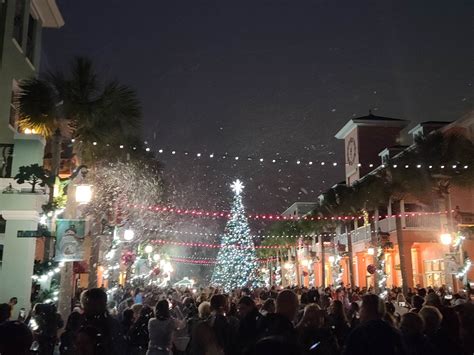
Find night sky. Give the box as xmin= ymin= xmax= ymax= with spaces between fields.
xmin=41 ymin=0 xmax=473 ymax=216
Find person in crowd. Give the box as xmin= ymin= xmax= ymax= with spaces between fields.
xmin=29 ymin=303 xmax=64 ymax=355
xmin=182 ymin=297 xmax=198 ymax=319
xmin=107 ymin=301 xmax=118 ymax=318
xmin=260 ymin=298 xmax=275 ymax=316
xmin=190 ymin=294 xmax=235 ymax=355
xmin=384 ymin=302 xmax=399 ymax=327
xmin=257 ymin=289 xmax=299 ymax=345
xmin=237 ymin=296 xmax=262 ymax=352
xmin=134 ymin=288 xmax=144 ymax=304
xmin=147 ymin=299 xmax=185 ymax=355
xmin=0 ymin=303 xmax=11 ymax=323
xmin=409 ymin=295 xmax=424 ymax=313
xmin=0 ymin=321 xmax=33 ymax=355
xmin=118 ymin=298 xmax=135 ymax=321
xmin=399 ymin=312 xmax=435 ymax=355
xmin=347 ymin=302 xmax=360 ymax=329
xmin=8 ymin=297 xmax=17 ymax=316
xmin=132 ymin=303 xmax=144 ymax=321
xmin=123 ymin=308 xmax=135 ymax=336
xmin=454 ymin=303 xmax=474 ymax=354
xmin=76 ymin=288 xmax=126 ymax=355
xmin=328 ymin=300 xmax=350 ymax=347
xmin=296 ymin=303 xmax=339 ymax=355
xmin=59 ymin=311 xmax=82 ymax=355
xmin=197 ymin=301 xmax=211 ymax=319
xmin=419 ymin=305 xmax=463 ymax=354
xmin=343 ymin=294 xmax=405 ymax=355
xmin=129 ymin=305 xmax=154 ymax=355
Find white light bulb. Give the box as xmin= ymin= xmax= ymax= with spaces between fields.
xmin=124 ymin=229 xmax=134 ymax=241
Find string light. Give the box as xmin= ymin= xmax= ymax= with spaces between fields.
xmin=151 ymin=238 xmax=298 ymax=249
xmin=141 ymin=227 xmax=331 ymax=239
xmin=456 ymin=258 xmax=472 ymax=279
xmin=70 ymin=140 xmax=469 ymax=170
xmin=169 ymin=256 xmax=278 ymax=265
xmin=128 ymin=203 xmax=451 ymax=221
xmin=31 ymin=262 xmax=64 ymax=282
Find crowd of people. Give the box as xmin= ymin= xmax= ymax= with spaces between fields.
xmin=0 ymin=284 xmax=473 ymax=355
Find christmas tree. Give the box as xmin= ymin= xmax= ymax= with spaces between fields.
xmin=211 ymin=179 xmax=258 ymax=291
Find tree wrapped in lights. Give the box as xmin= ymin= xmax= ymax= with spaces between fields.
xmin=211 ymin=180 xmax=259 ymax=291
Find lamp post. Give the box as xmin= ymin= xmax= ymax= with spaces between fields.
xmin=57 ymin=166 xmax=91 ymax=324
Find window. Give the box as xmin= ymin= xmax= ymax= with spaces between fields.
xmin=13 ymin=0 xmax=25 ymax=46
xmin=8 ymin=88 xmax=18 ymax=129
xmin=26 ymin=14 xmax=37 ymax=63
xmin=0 ymin=145 xmax=14 ymax=178
xmin=0 ymin=215 xmax=5 ymax=234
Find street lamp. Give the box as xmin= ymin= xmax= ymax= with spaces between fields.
xmin=440 ymin=233 xmax=452 ymax=245
xmin=144 ymin=245 xmax=153 ymax=254
xmin=124 ymin=229 xmax=134 ymax=241
xmin=75 ymin=184 xmax=92 ymax=204
xmin=367 ymin=247 xmax=375 ymax=255
xmin=153 ymin=253 xmax=160 ymax=262
xmin=328 ymin=255 xmax=335 ymax=263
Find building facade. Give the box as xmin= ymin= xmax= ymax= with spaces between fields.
xmin=283 ymin=112 xmax=474 ymax=291
xmin=333 ymin=112 xmax=474 ymax=291
xmin=0 ymin=0 xmax=63 ymax=316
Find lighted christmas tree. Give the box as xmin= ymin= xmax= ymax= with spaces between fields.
xmin=211 ymin=179 xmax=259 ymax=291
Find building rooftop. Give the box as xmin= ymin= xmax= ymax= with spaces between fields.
xmin=281 ymin=202 xmax=317 ymax=217
xmin=335 ymin=112 xmax=409 ymax=139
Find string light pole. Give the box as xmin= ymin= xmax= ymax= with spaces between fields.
xmin=211 ymin=179 xmax=259 ymax=291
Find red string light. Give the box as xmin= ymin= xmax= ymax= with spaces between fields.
xmin=151 ymin=239 xmax=292 ymax=249
xmin=169 ymin=256 xmax=278 ymax=265
xmin=128 ymin=203 xmax=451 ymax=221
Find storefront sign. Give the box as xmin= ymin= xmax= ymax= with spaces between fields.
xmin=55 ymin=219 xmax=85 ymax=262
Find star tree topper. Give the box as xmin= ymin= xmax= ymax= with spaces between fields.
xmin=231 ymin=179 xmax=244 ymax=195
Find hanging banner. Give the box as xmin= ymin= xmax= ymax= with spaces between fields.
xmin=55 ymin=219 xmax=85 ymax=261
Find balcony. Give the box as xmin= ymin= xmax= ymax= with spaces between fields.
xmin=378 ymin=214 xmax=442 ymax=233
xmin=336 ymin=214 xmax=443 ymax=247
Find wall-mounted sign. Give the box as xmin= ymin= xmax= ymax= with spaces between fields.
xmin=17 ymin=225 xmax=51 ymax=238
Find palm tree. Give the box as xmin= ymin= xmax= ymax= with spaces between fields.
xmin=409 ymin=132 xmax=474 ymax=226
xmin=18 ymin=57 xmax=142 ymax=292
xmin=18 ymin=57 xmax=142 ymax=164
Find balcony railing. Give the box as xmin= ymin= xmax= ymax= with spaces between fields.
xmin=336 ymin=214 xmax=443 ymax=245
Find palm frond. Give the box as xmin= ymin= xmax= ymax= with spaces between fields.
xmin=17 ymin=78 xmax=58 ymax=136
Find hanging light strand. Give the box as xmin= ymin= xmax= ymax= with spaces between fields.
xmin=128 ymin=203 xmax=451 ymax=221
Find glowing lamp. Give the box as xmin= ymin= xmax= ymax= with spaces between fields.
xmin=367 ymin=247 xmax=375 ymax=255
xmin=328 ymin=256 xmax=335 ymax=263
xmin=124 ymin=229 xmax=135 ymax=241
xmin=144 ymin=245 xmax=153 ymax=254
xmin=75 ymin=184 xmax=92 ymax=204
xmin=284 ymin=262 xmax=293 ymax=270
xmin=153 ymin=253 xmax=161 ymax=262
xmin=440 ymin=233 xmax=452 ymax=245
